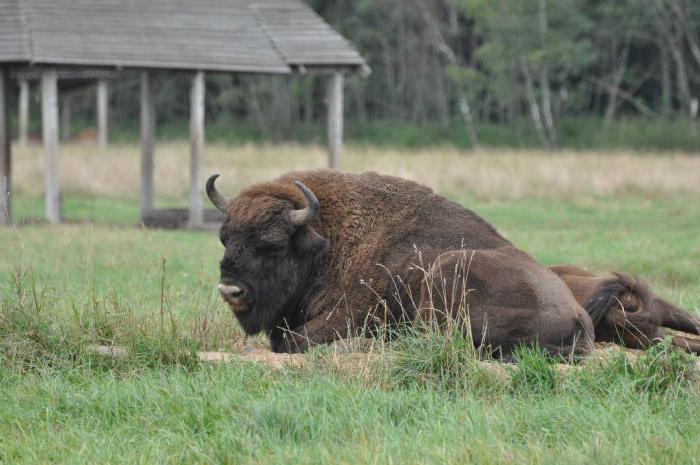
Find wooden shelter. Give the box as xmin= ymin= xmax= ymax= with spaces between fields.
xmin=0 ymin=0 xmax=367 ymax=227
xmin=12 ymin=69 xmax=118 ymax=146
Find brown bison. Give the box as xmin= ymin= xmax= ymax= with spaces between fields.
xmin=551 ymin=265 xmax=700 ymax=354
xmin=207 ymin=170 xmax=593 ymax=356
xmin=418 ymin=249 xmax=594 ymax=358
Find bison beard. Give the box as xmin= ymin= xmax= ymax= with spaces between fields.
xmin=208 ymin=170 xmax=594 ymax=356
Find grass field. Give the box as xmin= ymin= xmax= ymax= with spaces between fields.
xmin=2 ymin=143 xmax=700 ymax=464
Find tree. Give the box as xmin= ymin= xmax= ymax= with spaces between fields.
xmin=455 ymin=0 xmax=594 ymax=149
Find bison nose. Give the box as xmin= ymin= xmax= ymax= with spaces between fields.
xmin=218 ymin=283 xmax=245 ymax=300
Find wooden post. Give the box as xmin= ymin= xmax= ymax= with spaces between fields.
xmin=41 ymin=69 xmax=61 ymax=224
xmin=18 ymin=78 xmax=29 ymax=147
xmin=327 ymin=71 xmax=344 ymax=170
xmin=140 ymin=71 xmax=155 ymax=217
xmin=97 ymin=78 xmax=108 ymax=148
xmin=188 ymin=71 xmax=205 ymax=228
xmin=0 ymin=68 xmax=11 ymax=226
xmin=61 ymin=94 xmax=71 ymax=141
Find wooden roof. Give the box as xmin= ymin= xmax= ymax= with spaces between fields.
xmin=0 ymin=0 xmax=366 ymax=74
xmin=251 ymin=4 xmax=364 ymax=67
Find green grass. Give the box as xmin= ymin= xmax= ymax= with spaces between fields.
xmin=2 ymin=192 xmax=700 ymax=464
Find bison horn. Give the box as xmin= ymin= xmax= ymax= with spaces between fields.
xmin=287 ymin=181 xmax=320 ymax=226
xmin=206 ymin=174 xmax=232 ymax=213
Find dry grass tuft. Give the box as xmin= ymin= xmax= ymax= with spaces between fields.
xmin=11 ymin=143 xmax=700 ymax=200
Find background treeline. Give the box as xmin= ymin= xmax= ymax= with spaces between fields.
xmin=43 ymin=0 xmax=700 ymax=150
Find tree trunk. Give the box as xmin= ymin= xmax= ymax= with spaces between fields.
xmin=457 ymin=94 xmax=480 ymax=149
xmin=652 ymin=0 xmax=693 ymax=117
xmin=604 ymin=41 xmax=630 ymax=127
xmin=588 ymin=77 xmax=658 ymax=118
xmin=61 ymin=94 xmax=72 ymax=141
xmin=353 ymin=80 xmax=367 ymax=124
xmin=537 ymin=0 xmax=557 ymax=149
xmin=481 ymin=90 xmax=492 ymax=122
xmin=521 ymin=61 xmax=551 ymax=150
xmin=272 ymin=78 xmax=292 ymax=138
xmin=435 ymin=70 xmax=450 ymax=127
xmin=248 ymin=81 xmax=269 ymax=139
xmin=540 ymin=67 xmax=557 ymax=149
xmin=659 ymin=39 xmax=673 ymax=116
xmin=670 ymin=0 xmax=700 ymax=68
xmin=304 ymin=77 xmax=315 ymax=124
xmin=669 ymin=40 xmax=693 ymax=117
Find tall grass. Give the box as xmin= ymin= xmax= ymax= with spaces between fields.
xmin=8 ymin=142 xmax=700 ymax=226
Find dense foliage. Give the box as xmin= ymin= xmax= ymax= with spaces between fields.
xmin=311 ymin=0 xmax=700 ymax=148
xmin=29 ymin=0 xmax=700 ymax=149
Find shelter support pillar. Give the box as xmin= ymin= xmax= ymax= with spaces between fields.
xmin=0 ymin=68 xmax=11 ymax=225
xmin=188 ymin=71 xmax=205 ymax=228
xmin=326 ymin=71 xmax=344 ymax=170
xmin=41 ymin=69 xmax=61 ymax=224
xmin=18 ymin=78 xmax=29 ymax=147
xmin=97 ymin=78 xmax=109 ymax=148
xmin=140 ymin=71 xmax=155 ymax=217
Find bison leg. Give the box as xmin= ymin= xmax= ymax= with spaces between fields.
xmin=670 ymin=335 xmax=700 ymax=355
xmin=657 ymin=297 xmax=700 ymax=335
xmin=270 ymin=311 xmax=355 ymax=353
xmin=418 ymin=247 xmax=594 ymax=359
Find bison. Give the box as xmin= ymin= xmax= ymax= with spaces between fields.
xmin=551 ymin=265 xmax=700 ymax=354
xmin=207 ymin=170 xmax=593 ymax=356
xmin=418 ymin=248 xmax=594 ymax=358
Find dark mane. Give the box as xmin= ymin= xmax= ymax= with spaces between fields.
xmin=583 ymin=272 xmax=652 ymax=325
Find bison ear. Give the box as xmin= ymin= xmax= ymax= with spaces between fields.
xmin=293 ymin=226 xmax=328 ymax=254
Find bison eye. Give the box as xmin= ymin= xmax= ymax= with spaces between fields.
xmin=620 ymin=294 xmax=639 ymax=312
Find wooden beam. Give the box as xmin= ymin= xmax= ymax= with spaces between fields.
xmin=327 ymin=72 xmax=344 ymax=170
xmin=0 ymin=68 xmax=11 ymax=226
xmin=41 ymin=69 xmax=61 ymax=224
xmin=140 ymin=71 xmax=155 ymax=216
xmin=61 ymin=95 xmax=71 ymax=141
xmin=188 ymin=71 xmax=205 ymax=228
xmin=293 ymin=65 xmax=364 ymax=76
xmin=18 ymin=79 xmax=29 ymax=147
xmin=97 ymin=78 xmax=109 ymax=148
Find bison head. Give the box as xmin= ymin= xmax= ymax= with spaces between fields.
xmin=585 ymin=273 xmax=661 ymax=347
xmin=207 ymin=174 xmax=328 ymax=335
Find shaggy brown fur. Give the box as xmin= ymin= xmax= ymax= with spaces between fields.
xmin=418 ymin=249 xmax=595 ymax=359
xmin=211 ymin=170 xmax=594 ymax=356
xmin=550 ymin=264 xmax=700 ymax=354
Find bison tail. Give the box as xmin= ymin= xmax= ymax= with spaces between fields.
xmin=583 ymin=272 xmax=651 ymax=326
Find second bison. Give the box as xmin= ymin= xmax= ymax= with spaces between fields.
xmin=207 ymin=170 xmax=593 ymax=356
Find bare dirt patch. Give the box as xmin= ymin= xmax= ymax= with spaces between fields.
xmin=87 ymin=341 xmax=700 ymax=379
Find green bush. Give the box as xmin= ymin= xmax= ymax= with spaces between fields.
xmin=99 ymin=115 xmax=700 ymax=152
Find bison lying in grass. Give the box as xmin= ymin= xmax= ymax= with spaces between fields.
xmin=417 ymin=256 xmax=700 ymax=356
xmin=207 ymin=170 xmax=593 ymax=357
xmin=551 ymin=265 xmax=700 ymax=354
